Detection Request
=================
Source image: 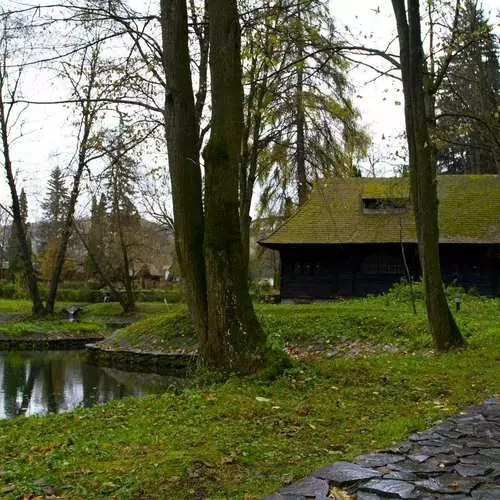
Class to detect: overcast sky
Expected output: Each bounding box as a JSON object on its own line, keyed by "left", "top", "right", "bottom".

{"left": 2, "top": 1, "right": 499, "bottom": 219}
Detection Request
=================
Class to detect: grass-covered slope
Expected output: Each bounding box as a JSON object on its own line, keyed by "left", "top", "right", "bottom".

{"left": 97, "top": 286, "right": 498, "bottom": 355}
{"left": 98, "top": 307, "right": 196, "bottom": 353}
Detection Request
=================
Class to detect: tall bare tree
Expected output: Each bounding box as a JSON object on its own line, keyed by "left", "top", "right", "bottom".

{"left": 0, "top": 10, "right": 44, "bottom": 314}
{"left": 391, "top": 0, "right": 465, "bottom": 350}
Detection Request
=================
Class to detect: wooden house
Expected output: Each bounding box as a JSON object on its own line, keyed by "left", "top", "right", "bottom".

{"left": 259, "top": 176, "right": 500, "bottom": 300}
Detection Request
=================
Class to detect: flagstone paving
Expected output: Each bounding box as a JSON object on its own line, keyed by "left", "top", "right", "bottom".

{"left": 263, "top": 398, "right": 500, "bottom": 499}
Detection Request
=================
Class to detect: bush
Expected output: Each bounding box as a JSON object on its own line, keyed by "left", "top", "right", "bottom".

{"left": 0, "top": 283, "right": 185, "bottom": 303}
{"left": 0, "top": 283, "right": 18, "bottom": 299}
{"left": 384, "top": 280, "right": 425, "bottom": 304}
{"left": 134, "top": 288, "right": 184, "bottom": 303}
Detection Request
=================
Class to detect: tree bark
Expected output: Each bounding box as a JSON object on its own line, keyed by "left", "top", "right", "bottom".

{"left": 295, "top": 3, "right": 308, "bottom": 206}
{"left": 161, "top": 0, "right": 208, "bottom": 342}
{"left": 392, "top": 0, "right": 465, "bottom": 350}
{"left": 201, "top": 0, "right": 266, "bottom": 371}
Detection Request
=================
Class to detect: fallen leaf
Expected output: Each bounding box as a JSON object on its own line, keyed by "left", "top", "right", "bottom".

{"left": 255, "top": 396, "right": 271, "bottom": 403}
{"left": 32, "top": 443, "right": 62, "bottom": 454}
{"left": 329, "top": 486, "right": 355, "bottom": 499}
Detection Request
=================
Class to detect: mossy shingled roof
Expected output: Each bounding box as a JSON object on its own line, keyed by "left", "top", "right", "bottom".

{"left": 260, "top": 175, "right": 500, "bottom": 246}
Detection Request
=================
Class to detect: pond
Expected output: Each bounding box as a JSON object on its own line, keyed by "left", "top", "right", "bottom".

{"left": 0, "top": 350, "right": 182, "bottom": 419}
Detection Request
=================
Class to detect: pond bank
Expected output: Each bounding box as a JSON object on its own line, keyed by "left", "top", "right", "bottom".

{"left": 85, "top": 341, "right": 196, "bottom": 375}
{"left": 0, "top": 332, "right": 105, "bottom": 350}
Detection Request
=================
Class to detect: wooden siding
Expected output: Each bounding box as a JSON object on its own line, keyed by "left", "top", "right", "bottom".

{"left": 279, "top": 244, "right": 499, "bottom": 300}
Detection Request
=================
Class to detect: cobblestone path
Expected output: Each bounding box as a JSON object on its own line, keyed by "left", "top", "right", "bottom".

{"left": 264, "top": 398, "right": 499, "bottom": 499}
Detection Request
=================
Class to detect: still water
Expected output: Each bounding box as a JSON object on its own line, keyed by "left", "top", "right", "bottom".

{"left": 0, "top": 350, "right": 180, "bottom": 419}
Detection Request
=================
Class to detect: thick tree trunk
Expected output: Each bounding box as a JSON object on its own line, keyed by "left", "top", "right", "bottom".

{"left": 161, "top": 0, "right": 208, "bottom": 341}
{"left": 392, "top": 0, "right": 465, "bottom": 350}
{"left": 202, "top": 0, "right": 266, "bottom": 371}
{"left": 0, "top": 94, "right": 44, "bottom": 315}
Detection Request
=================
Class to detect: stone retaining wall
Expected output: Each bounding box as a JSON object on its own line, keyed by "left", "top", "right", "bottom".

{"left": 0, "top": 333, "right": 105, "bottom": 350}
{"left": 85, "top": 343, "right": 196, "bottom": 376}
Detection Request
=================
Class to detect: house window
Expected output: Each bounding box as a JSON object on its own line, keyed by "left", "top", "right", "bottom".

{"left": 362, "top": 198, "right": 409, "bottom": 214}
{"left": 291, "top": 261, "right": 319, "bottom": 277}
{"left": 362, "top": 253, "right": 404, "bottom": 275}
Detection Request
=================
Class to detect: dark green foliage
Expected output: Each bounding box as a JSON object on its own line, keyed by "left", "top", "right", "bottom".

{"left": 41, "top": 167, "right": 68, "bottom": 231}
{"left": 436, "top": 0, "right": 499, "bottom": 174}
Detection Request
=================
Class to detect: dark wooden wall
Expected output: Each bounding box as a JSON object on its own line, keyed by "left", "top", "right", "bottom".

{"left": 278, "top": 243, "right": 498, "bottom": 300}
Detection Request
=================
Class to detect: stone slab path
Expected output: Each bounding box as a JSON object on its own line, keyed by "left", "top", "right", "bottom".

{"left": 263, "top": 398, "right": 499, "bottom": 499}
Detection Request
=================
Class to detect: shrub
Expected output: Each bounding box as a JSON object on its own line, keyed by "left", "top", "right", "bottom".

{"left": 0, "top": 283, "right": 18, "bottom": 299}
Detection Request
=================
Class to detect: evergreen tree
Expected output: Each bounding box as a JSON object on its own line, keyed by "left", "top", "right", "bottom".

{"left": 99, "top": 120, "right": 140, "bottom": 312}
{"left": 41, "top": 167, "right": 68, "bottom": 226}
{"left": 436, "top": 0, "right": 500, "bottom": 174}
{"left": 38, "top": 167, "right": 69, "bottom": 265}
{"left": 238, "top": 0, "right": 368, "bottom": 266}
{"left": 241, "top": 0, "right": 368, "bottom": 208}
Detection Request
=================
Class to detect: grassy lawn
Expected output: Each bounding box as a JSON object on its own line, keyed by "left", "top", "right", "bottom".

{"left": 0, "top": 300, "right": 175, "bottom": 337}
{"left": 0, "top": 293, "right": 498, "bottom": 499}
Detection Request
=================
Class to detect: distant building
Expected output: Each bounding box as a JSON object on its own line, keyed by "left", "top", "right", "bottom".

{"left": 259, "top": 176, "right": 500, "bottom": 300}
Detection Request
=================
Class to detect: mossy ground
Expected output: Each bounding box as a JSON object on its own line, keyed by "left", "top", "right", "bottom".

{"left": 0, "top": 293, "right": 498, "bottom": 499}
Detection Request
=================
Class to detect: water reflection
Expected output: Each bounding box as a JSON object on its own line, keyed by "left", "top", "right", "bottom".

{"left": 0, "top": 351, "right": 181, "bottom": 419}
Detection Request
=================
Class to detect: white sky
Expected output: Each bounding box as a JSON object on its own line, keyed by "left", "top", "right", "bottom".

{"left": 2, "top": 0, "right": 499, "bottom": 218}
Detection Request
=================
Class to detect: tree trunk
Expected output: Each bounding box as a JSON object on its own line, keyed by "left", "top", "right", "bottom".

{"left": 73, "top": 224, "right": 132, "bottom": 313}
{"left": 161, "top": 0, "right": 208, "bottom": 341}
{"left": 392, "top": 0, "right": 465, "bottom": 350}
{"left": 116, "top": 210, "right": 135, "bottom": 313}
{"left": 202, "top": 0, "right": 266, "bottom": 371}
{"left": 295, "top": 5, "right": 307, "bottom": 206}
{"left": 0, "top": 93, "right": 44, "bottom": 315}
{"left": 45, "top": 127, "right": 89, "bottom": 313}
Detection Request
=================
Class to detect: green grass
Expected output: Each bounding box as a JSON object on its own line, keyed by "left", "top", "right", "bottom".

{"left": 102, "top": 307, "right": 195, "bottom": 352}
{"left": 0, "top": 319, "right": 105, "bottom": 337}
{"left": 0, "top": 334, "right": 497, "bottom": 499}
{"left": 0, "top": 294, "right": 498, "bottom": 498}
{"left": 0, "top": 299, "right": 174, "bottom": 318}
{"left": 100, "top": 292, "right": 499, "bottom": 355}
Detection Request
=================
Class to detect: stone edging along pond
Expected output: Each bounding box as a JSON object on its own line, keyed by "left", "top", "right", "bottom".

{"left": 0, "top": 332, "right": 105, "bottom": 350}
{"left": 85, "top": 342, "right": 197, "bottom": 376}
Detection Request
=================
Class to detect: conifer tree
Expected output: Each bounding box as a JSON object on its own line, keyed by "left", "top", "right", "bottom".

{"left": 436, "top": 0, "right": 499, "bottom": 174}
{"left": 41, "top": 167, "right": 68, "bottom": 226}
